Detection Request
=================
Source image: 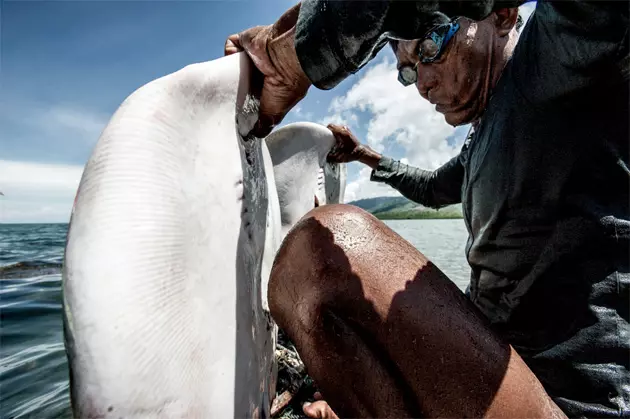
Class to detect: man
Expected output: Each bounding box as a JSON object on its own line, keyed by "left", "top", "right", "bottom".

{"left": 225, "top": 1, "right": 629, "bottom": 418}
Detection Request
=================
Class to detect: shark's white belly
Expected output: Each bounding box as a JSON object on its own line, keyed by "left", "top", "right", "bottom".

{"left": 63, "top": 52, "right": 344, "bottom": 418}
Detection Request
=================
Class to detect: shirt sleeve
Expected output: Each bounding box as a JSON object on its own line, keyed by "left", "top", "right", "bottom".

{"left": 295, "top": 0, "right": 520, "bottom": 89}
{"left": 370, "top": 155, "right": 464, "bottom": 209}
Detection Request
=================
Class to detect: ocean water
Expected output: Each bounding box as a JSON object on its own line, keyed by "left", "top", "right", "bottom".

{"left": 0, "top": 220, "right": 469, "bottom": 418}
{"left": 1, "top": 224, "right": 71, "bottom": 418}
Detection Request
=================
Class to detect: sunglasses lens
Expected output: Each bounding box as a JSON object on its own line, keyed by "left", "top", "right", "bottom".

{"left": 419, "top": 20, "right": 460, "bottom": 63}
{"left": 398, "top": 66, "right": 416, "bottom": 86}
{"left": 419, "top": 37, "right": 439, "bottom": 61}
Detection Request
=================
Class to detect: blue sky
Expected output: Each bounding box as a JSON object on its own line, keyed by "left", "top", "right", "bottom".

{"left": 0, "top": 0, "right": 535, "bottom": 223}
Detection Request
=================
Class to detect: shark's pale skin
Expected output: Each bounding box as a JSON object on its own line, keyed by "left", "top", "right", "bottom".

{"left": 265, "top": 122, "right": 347, "bottom": 240}
{"left": 62, "top": 52, "right": 345, "bottom": 418}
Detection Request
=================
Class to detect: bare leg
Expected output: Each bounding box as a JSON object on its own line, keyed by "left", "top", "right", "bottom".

{"left": 269, "top": 205, "right": 566, "bottom": 418}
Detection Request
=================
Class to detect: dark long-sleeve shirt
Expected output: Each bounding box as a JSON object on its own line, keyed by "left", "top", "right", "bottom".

{"left": 295, "top": 1, "right": 630, "bottom": 417}
{"left": 371, "top": 156, "right": 463, "bottom": 209}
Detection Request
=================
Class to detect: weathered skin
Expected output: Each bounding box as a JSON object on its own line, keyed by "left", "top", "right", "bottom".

{"left": 269, "top": 204, "right": 567, "bottom": 418}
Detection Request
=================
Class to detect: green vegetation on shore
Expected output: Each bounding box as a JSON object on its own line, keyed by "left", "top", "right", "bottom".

{"left": 348, "top": 196, "right": 463, "bottom": 220}
{"left": 373, "top": 208, "right": 463, "bottom": 220}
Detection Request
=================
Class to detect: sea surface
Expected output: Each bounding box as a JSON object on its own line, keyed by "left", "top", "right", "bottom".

{"left": 0, "top": 220, "right": 469, "bottom": 418}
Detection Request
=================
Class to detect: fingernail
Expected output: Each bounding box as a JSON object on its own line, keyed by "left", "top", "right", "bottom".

{"left": 303, "top": 402, "right": 311, "bottom": 408}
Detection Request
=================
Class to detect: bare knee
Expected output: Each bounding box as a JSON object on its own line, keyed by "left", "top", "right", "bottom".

{"left": 268, "top": 204, "right": 376, "bottom": 331}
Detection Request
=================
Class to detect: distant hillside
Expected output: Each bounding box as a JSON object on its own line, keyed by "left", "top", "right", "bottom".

{"left": 348, "top": 196, "right": 463, "bottom": 220}
{"left": 348, "top": 196, "right": 414, "bottom": 213}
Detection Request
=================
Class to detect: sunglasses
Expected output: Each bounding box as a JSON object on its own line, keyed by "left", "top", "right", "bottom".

{"left": 397, "top": 18, "right": 462, "bottom": 87}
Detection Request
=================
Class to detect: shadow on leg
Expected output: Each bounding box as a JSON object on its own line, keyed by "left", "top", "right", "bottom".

{"left": 269, "top": 204, "right": 565, "bottom": 419}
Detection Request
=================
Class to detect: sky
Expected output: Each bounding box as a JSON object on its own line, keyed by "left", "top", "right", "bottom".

{"left": 0, "top": 0, "right": 536, "bottom": 223}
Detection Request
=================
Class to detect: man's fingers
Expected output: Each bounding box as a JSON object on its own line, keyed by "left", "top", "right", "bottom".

{"left": 303, "top": 401, "right": 339, "bottom": 419}
{"left": 327, "top": 123, "right": 343, "bottom": 135}
{"left": 327, "top": 124, "right": 352, "bottom": 141}
{"left": 225, "top": 27, "right": 276, "bottom": 75}
{"left": 237, "top": 26, "right": 279, "bottom": 75}
{"left": 327, "top": 153, "right": 341, "bottom": 163}
{"left": 224, "top": 34, "right": 242, "bottom": 56}
{"left": 252, "top": 114, "right": 276, "bottom": 138}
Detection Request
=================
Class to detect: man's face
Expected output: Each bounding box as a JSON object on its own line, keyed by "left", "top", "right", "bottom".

{"left": 396, "top": 16, "right": 499, "bottom": 126}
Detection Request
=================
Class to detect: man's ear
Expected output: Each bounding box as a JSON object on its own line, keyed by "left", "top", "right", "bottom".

{"left": 493, "top": 8, "right": 519, "bottom": 37}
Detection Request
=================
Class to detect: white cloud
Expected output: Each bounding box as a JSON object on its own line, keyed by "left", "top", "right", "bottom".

{"left": 292, "top": 105, "right": 314, "bottom": 121}
{"left": 322, "top": 57, "right": 462, "bottom": 202}
{"left": 319, "top": 111, "right": 359, "bottom": 129}
{"left": 0, "top": 160, "right": 84, "bottom": 223}
{"left": 326, "top": 57, "right": 458, "bottom": 161}
{"left": 344, "top": 166, "right": 402, "bottom": 203}
{"left": 1, "top": 102, "right": 109, "bottom": 145}
{"left": 43, "top": 106, "right": 109, "bottom": 138}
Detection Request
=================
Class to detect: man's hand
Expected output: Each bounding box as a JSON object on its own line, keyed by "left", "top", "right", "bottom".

{"left": 224, "top": 4, "right": 311, "bottom": 137}
{"left": 327, "top": 124, "right": 382, "bottom": 169}
{"left": 303, "top": 401, "right": 339, "bottom": 419}
{"left": 327, "top": 124, "right": 364, "bottom": 163}
{"left": 303, "top": 392, "right": 340, "bottom": 419}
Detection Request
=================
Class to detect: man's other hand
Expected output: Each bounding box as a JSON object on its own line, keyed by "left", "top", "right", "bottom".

{"left": 327, "top": 124, "right": 365, "bottom": 163}
{"left": 327, "top": 124, "right": 383, "bottom": 169}
{"left": 224, "top": 4, "right": 311, "bottom": 137}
